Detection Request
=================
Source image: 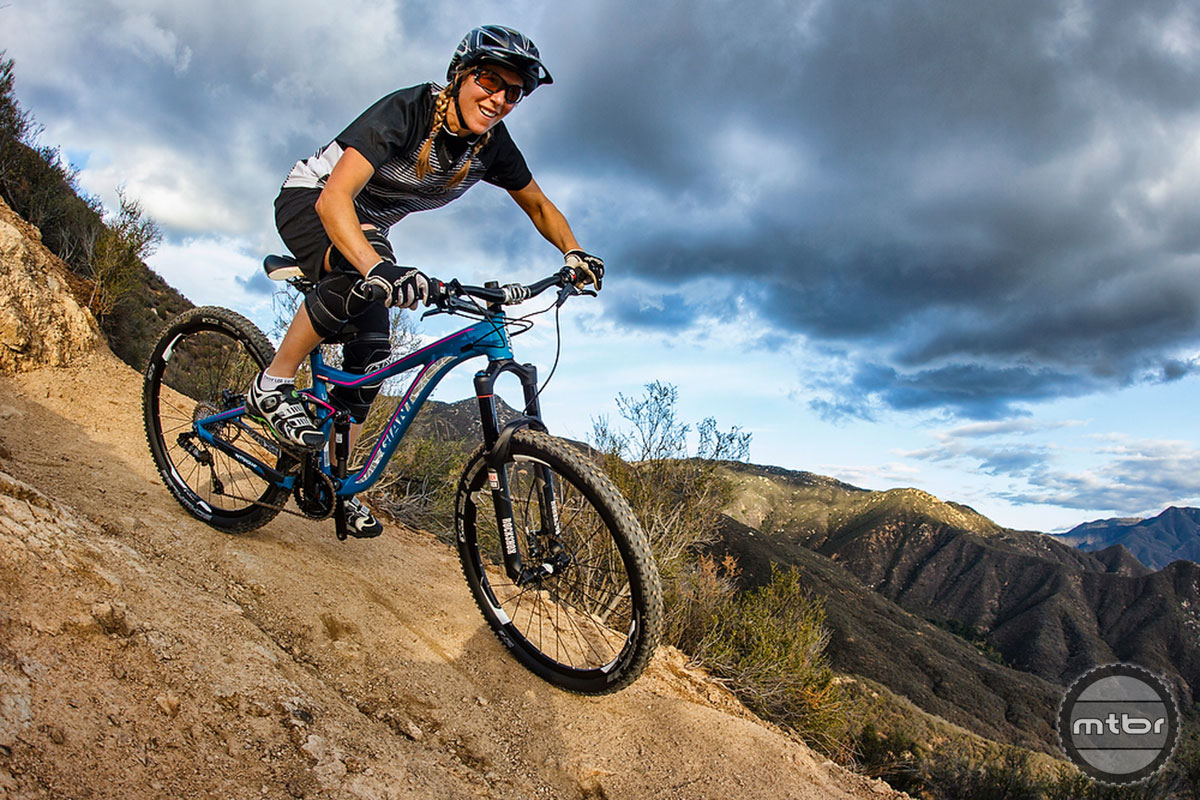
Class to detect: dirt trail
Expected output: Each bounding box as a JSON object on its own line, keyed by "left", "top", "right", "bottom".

{"left": 0, "top": 350, "right": 902, "bottom": 800}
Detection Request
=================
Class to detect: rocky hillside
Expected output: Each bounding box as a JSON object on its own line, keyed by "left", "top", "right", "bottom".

{"left": 0, "top": 198, "right": 900, "bottom": 799}
{"left": 0, "top": 195, "right": 100, "bottom": 372}
{"left": 1054, "top": 506, "right": 1200, "bottom": 570}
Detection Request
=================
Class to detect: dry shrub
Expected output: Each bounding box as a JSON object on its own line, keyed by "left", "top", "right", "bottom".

{"left": 590, "top": 381, "right": 750, "bottom": 640}
{"left": 665, "top": 553, "right": 741, "bottom": 654}
{"left": 693, "top": 565, "right": 852, "bottom": 760}
{"left": 366, "top": 432, "right": 466, "bottom": 537}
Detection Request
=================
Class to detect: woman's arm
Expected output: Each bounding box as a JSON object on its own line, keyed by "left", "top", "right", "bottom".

{"left": 508, "top": 177, "right": 581, "bottom": 254}
{"left": 314, "top": 147, "right": 382, "bottom": 276}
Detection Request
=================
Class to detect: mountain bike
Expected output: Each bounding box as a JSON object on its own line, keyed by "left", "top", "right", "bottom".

{"left": 142, "top": 256, "right": 662, "bottom": 694}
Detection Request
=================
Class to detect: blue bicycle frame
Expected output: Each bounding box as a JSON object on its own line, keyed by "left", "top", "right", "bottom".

{"left": 191, "top": 308, "right": 540, "bottom": 499}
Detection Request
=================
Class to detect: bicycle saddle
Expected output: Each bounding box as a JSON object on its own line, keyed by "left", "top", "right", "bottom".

{"left": 263, "top": 254, "right": 303, "bottom": 281}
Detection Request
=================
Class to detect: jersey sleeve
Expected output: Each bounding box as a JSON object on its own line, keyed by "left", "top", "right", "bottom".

{"left": 482, "top": 123, "right": 533, "bottom": 191}
{"left": 335, "top": 85, "right": 430, "bottom": 171}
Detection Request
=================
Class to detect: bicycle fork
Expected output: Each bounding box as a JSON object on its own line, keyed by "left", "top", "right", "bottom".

{"left": 474, "top": 360, "right": 568, "bottom": 586}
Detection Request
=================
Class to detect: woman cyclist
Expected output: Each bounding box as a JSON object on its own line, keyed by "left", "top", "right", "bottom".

{"left": 246, "top": 25, "right": 603, "bottom": 537}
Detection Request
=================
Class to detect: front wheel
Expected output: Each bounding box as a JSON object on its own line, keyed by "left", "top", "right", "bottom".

{"left": 456, "top": 430, "right": 662, "bottom": 694}
{"left": 143, "top": 306, "right": 290, "bottom": 533}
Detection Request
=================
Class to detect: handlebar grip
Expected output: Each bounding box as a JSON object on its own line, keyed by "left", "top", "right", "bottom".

{"left": 363, "top": 281, "right": 388, "bottom": 304}
{"left": 425, "top": 278, "right": 445, "bottom": 303}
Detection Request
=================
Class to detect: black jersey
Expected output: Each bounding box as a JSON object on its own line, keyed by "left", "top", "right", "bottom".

{"left": 281, "top": 83, "right": 533, "bottom": 231}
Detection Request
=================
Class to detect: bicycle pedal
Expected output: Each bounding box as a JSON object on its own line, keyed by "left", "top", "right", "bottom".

{"left": 333, "top": 499, "right": 383, "bottom": 540}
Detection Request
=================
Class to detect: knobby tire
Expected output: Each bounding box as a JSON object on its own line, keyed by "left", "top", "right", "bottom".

{"left": 455, "top": 430, "right": 663, "bottom": 694}
{"left": 143, "top": 306, "right": 289, "bottom": 533}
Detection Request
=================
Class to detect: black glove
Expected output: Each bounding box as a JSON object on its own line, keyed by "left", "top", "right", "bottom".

{"left": 363, "top": 260, "right": 430, "bottom": 309}
{"left": 564, "top": 250, "right": 604, "bottom": 290}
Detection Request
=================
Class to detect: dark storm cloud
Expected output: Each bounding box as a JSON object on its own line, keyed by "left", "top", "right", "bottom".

{"left": 837, "top": 361, "right": 1103, "bottom": 419}
{"left": 8, "top": 1, "right": 1200, "bottom": 421}
{"left": 531, "top": 0, "right": 1200, "bottom": 419}
{"left": 606, "top": 290, "right": 699, "bottom": 331}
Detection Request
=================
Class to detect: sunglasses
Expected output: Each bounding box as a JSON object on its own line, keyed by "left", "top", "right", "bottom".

{"left": 472, "top": 67, "right": 524, "bottom": 105}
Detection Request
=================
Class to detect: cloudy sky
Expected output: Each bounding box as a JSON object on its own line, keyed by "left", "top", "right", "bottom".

{"left": 5, "top": 0, "right": 1200, "bottom": 531}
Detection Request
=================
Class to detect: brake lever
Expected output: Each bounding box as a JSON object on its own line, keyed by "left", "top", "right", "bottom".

{"left": 557, "top": 281, "right": 599, "bottom": 305}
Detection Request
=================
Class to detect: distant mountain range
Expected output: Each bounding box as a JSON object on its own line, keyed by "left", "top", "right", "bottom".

{"left": 715, "top": 462, "right": 1200, "bottom": 753}
{"left": 1051, "top": 506, "right": 1200, "bottom": 570}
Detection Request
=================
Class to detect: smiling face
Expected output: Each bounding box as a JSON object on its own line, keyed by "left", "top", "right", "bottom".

{"left": 450, "top": 62, "right": 524, "bottom": 136}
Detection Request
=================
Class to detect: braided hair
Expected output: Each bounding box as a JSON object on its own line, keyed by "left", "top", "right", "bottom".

{"left": 415, "top": 74, "right": 493, "bottom": 189}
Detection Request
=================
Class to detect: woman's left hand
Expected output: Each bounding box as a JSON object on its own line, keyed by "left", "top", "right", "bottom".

{"left": 564, "top": 250, "right": 604, "bottom": 290}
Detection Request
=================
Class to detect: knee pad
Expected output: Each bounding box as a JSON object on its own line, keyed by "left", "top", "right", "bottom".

{"left": 330, "top": 331, "right": 392, "bottom": 423}
{"left": 304, "top": 228, "right": 396, "bottom": 340}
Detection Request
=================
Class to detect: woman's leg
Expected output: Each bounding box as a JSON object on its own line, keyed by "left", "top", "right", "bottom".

{"left": 265, "top": 300, "right": 324, "bottom": 379}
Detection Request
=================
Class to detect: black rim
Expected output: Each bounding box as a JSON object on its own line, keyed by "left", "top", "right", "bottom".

{"left": 148, "top": 322, "right": 279, "bottom": 516}
{"left": 465, "top": 452, "right": 643, "bottom": 681}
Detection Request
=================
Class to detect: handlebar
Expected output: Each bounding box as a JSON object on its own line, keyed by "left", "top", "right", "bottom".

{"left": 425, "top": 265, "right": 596, "bottom": 315}
{"left": 354, "top": 265, "right": 596, "bottom": 316}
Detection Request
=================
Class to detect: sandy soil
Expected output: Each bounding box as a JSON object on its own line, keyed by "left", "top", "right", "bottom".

{"left": 0, "top": 349, "right": 905, "bottom": 800}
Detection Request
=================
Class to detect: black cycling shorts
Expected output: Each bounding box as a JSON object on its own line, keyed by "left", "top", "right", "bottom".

{"left": 274, "top": 186, "right": 394, "bottom": 420}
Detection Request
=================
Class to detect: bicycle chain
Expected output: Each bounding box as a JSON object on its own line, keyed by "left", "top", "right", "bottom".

{"left": 192, "top": 436, "right": 332, "bottom": 520}
{"left": 293, "top": 469, "right": 337, "bottom": 520}
{"left": 204, "top": 487, "right": 325, "bottom": 520}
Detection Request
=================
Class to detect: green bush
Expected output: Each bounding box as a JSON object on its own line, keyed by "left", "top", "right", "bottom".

{"left": 854, "top": 721, "right": 924, "bottom": 793}
{"left": 1166, "top": 719, "right": 1200, "bottom": 800}
{"left": 692, "top": 565, "right": 852, "bottom": 759}
{"left": 921, "top": 744, "right": 1043, "bottom": 800}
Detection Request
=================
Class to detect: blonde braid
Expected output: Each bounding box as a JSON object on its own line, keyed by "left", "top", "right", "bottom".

{"left": 415, "top": 84, "right": 453, "bottom": 181}
{"left": 448, "top": 129, "right": 491, "bottom": 189}
{"left": 418, "top": 77, "right": 496, "bottom": 188}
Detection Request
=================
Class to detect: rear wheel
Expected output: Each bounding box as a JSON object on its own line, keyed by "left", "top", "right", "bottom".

{"left": 143, "top": 306, "right": 290, "bottom": 532}
{"left": 456, "top": 430, "right": 662, "bottom": 694}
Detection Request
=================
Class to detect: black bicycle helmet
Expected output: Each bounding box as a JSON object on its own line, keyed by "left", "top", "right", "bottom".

{"left": 447, "top": 25, "right": 553, "bottom": 94}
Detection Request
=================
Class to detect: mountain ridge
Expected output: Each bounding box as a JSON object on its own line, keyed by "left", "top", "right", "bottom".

{"left": 1052, "top": 506, "right": 1200, "bottom": 570}
{"left": 717, "top": 465, "right": 1200, "bottom": 726}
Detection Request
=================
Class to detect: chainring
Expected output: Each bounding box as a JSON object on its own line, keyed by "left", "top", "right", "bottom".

{"left": 293, "top": 466, "right": 336, "bottom": 519}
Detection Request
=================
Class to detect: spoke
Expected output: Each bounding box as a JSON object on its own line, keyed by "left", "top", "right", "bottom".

{"left": 158, "top": 396, "right": 197, "bottom": 422}
{"left": 470, "top": 455, "right": 640, "bottom": 673}
{"left": 546, "top": 577, "right": 614, "bottom": 665}
{"left": 154, "top": 328, "right": 273, "bottom": 514}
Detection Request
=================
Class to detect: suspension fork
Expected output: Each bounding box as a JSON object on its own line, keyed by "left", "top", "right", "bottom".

{"left": 474, "top": 360, "right": 560, "bottom": 584}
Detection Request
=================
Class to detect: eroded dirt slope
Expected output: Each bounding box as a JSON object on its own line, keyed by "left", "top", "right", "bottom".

{"left": 0, "top": 350, "right": 904, "bottom": 800}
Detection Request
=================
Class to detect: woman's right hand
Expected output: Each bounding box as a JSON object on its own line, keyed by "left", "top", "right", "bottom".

{"left": 363, "top": 260, "right": 430, "bottom": 309}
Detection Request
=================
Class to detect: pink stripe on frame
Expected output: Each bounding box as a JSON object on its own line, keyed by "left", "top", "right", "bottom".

{"left": 321, "top": 328, "right": 470, "bottom": 387}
